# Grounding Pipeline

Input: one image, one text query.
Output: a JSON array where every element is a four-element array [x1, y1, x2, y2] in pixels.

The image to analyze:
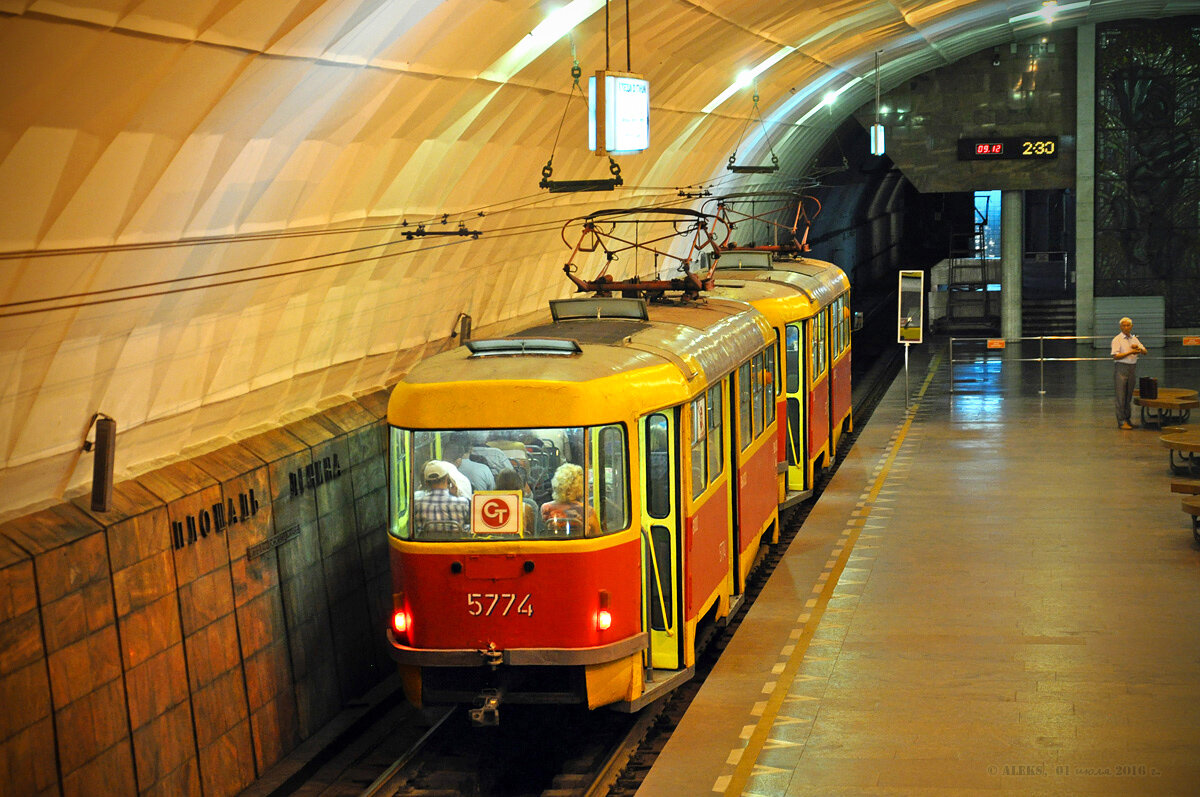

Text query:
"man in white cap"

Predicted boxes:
[[414, 460, 470, 535], [1111, 316, 1147, 430]]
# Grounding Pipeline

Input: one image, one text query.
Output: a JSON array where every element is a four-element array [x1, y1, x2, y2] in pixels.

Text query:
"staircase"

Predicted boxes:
[[1022, 298, 1075, 336]]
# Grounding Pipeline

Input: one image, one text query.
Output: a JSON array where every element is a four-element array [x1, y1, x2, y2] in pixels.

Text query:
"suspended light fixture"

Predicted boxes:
[[869, 50, 885, 156]]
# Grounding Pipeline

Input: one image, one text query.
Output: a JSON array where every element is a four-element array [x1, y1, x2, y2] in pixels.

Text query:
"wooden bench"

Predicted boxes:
[[1180, 496, 1200, 544], [1134, 387, 1200, 428], [1159, 430, 1200, 475]]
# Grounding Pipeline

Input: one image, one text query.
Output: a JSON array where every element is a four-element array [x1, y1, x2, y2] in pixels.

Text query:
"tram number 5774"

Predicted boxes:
[[467, 593, 534, 617]]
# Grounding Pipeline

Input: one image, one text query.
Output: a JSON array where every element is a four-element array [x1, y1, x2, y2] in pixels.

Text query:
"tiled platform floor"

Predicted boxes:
[[637, 343, 1200, 795]]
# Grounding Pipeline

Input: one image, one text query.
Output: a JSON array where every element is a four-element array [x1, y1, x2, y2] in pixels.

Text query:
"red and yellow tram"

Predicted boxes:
[[711, 248, 852, 504], [385, 221, 851, 722]]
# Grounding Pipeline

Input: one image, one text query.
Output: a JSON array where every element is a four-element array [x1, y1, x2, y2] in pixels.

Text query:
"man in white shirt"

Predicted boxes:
[[1111, 316, 1147, 430]]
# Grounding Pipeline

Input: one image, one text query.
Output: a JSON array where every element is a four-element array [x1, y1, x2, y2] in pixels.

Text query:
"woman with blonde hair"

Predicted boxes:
[[540, 463, 600, 536]]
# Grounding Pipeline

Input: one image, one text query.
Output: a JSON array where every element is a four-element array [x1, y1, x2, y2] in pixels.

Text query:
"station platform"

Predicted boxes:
[[637, 342, 1200, 795]]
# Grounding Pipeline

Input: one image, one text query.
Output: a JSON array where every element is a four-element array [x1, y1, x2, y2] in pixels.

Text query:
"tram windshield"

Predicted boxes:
[[388, 425, 629, 541]]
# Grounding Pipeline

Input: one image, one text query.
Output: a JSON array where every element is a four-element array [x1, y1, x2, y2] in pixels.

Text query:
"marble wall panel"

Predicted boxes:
[[0, 533, 57, 795], [74, 482, 194, 796]]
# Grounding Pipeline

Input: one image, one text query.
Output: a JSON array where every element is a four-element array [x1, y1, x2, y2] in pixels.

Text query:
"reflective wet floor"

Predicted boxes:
[[637, 341, 1200, 795]]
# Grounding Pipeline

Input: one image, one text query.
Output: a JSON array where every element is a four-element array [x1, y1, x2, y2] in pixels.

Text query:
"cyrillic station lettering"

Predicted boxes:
[[171, 488, 260, 550], [288, 454, 343, 497]]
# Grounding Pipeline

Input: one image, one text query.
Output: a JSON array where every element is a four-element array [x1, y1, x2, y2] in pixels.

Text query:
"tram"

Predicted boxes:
[[385, 206, 851, 723]]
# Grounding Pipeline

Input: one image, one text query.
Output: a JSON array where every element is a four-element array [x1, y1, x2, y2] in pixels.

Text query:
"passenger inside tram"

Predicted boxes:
[[540, 463, 601, 537], [413, 460, 470, 537], [495, 468, 539, 534]]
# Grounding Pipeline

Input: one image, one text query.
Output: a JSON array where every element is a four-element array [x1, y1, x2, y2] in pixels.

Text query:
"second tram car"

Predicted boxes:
[[385, 246, 851, 722]]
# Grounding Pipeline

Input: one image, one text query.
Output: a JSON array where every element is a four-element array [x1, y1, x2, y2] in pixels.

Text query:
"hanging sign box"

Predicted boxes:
[[589, 71, 650, 155]]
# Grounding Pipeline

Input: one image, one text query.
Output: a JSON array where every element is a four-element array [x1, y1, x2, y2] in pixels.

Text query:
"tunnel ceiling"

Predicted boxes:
[[1, 0, 1198, 517]]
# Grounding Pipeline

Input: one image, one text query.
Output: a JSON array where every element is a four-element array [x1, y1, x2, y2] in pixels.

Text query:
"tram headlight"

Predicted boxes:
[[596, 589, 612, 631], [393, 610, 410, 635]]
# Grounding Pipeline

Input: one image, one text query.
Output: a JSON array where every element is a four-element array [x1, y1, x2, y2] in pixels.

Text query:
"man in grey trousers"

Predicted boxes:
[[1111, 316, 1147, 430]]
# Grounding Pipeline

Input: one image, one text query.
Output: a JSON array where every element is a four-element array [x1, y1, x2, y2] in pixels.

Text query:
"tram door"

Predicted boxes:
[[784, 323, 808, 492], [638, 411, 683, 670]]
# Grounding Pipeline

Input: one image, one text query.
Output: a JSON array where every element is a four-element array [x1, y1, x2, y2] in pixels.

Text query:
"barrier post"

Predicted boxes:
[[1039, 336, 1046, 395], [949, 337, 955, 393]]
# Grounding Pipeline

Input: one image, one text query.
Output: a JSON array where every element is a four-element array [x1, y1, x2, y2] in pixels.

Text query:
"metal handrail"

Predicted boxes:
[[948, 334, 1200, 394]]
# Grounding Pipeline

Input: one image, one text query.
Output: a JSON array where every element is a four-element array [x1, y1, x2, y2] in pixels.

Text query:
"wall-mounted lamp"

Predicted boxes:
[[83, 412, 116, 512], [993, 49, 1002, 67], [451, 312, 473, 345]]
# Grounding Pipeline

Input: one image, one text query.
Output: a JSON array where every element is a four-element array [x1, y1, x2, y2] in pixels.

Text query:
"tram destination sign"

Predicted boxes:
[[957, 136, 1058, 161]]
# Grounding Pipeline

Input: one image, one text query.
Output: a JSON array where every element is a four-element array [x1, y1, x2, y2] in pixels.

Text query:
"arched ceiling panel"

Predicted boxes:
[[3, 0, 1200, 520]]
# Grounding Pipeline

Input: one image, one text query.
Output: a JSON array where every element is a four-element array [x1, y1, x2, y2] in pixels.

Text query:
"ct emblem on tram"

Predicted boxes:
[[472, 491, 522, 535]]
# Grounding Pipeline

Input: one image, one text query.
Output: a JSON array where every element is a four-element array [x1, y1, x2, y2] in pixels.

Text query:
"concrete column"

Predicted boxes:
[[1076, 23, 1096, 337], [1001, 190, 1024, 340]]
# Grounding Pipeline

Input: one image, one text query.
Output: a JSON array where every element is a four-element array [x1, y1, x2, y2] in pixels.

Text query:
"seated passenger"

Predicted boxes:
[[470, 443, 514, 479], [414, 460, 470, 537], [415, 459, 471, 500], [445, 436, 493, 492], [444, 460, 472, 499], [504, 446, 531, 481], [540, 463, 600, 537], [495, 469, 537, 533]]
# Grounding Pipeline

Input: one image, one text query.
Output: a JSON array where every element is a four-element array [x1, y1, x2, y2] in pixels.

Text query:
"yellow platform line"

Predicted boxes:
[[722, 350, 942, 796]]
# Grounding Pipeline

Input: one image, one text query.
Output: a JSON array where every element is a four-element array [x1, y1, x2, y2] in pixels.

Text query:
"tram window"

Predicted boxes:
[[648, 525, 674, 629], [785, 325, 800, 393], [401, 426, 628, 540], [645, 415, 671, 519], [765, 347, 777, 423], [812, 312, 827, 380], [787, 398, 801, 466], [738, 362, 752, 451], [833, 295, 849, 356], [840, 296, 850, 354], [830, 297, 840, 356], [389, 428, 411, 539], [752, 352, 765, 438], [707, 384, 723, 480], [595, 424, 630, 532], [830, 297, 839, 356], [774, 330, 783, 396], [690, 396, 707, 499]]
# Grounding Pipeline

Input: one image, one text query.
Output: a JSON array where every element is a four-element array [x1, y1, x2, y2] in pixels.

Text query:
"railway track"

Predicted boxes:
[[261, 327, 902, 797]]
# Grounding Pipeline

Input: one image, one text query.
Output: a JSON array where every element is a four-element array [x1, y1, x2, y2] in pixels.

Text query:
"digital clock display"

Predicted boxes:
[[957, 136, 1058, 160]]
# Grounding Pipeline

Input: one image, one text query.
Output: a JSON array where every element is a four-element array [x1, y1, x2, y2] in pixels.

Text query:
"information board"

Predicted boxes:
[[898, 270, 924, 344]]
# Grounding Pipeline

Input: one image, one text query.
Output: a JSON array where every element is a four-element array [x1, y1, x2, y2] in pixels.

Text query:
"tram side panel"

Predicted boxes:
[[733, 353, 781, 587], [680, 383, 734, 665], [807, 322, 831, 477]]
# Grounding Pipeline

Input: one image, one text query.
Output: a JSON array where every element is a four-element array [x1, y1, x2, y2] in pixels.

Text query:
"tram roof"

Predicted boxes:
[[714, 252, 850, 311], [388, 297, 772, 427]]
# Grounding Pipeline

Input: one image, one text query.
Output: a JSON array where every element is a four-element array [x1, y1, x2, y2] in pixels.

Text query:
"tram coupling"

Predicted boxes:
[[469, 688, 503, 727], [478, 642, 503, 668]]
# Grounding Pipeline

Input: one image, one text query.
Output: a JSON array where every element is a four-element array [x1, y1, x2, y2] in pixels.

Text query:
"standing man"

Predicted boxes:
[[1111, 316, 1147, 430], [446, 436, 494, 493]]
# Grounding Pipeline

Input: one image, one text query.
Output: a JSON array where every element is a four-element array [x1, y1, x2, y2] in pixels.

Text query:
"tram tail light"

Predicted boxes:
[[597, 590, 612, 631], [392, 592, 410, 638]]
